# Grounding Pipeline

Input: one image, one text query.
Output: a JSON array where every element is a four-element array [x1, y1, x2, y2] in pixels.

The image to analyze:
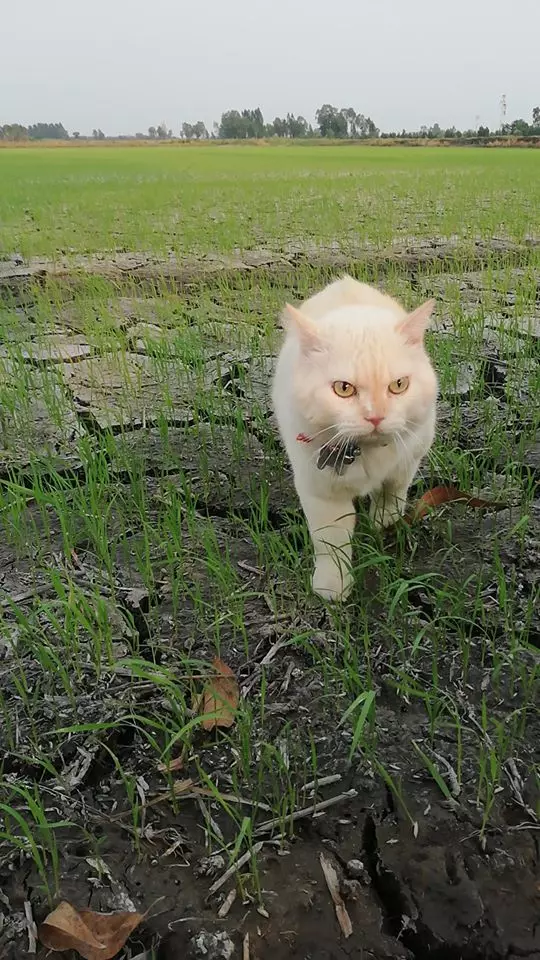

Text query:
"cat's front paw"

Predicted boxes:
[[370, 496, 405, 529], [312, 557, 353, 602]]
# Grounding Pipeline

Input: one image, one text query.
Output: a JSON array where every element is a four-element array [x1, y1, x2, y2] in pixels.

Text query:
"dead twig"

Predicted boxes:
[[254, 789, 357, 836], [208, 842, 264, 897], [319, 853, 352, 938], [505, 759, 538, 823], [23, 901, 37, 954], [217, 888, 237, 919]]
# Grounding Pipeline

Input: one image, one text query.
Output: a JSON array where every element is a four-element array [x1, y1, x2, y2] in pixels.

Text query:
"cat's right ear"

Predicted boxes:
[[281, 304, 323, 354]]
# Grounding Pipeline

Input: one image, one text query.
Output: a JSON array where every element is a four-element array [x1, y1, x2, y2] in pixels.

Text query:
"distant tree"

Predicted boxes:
[[230, 108, 265, 138], [267, 114, 309, 138], [239, 107, 264, 138], [157, 123, 168, 138], [287, 114, 309, 137], [509, 118, 531, 135], [532, 106, 540, 125], [217, 107, 267, 138], [339, 107, 357, 137], [148, 126, 157, 138], [316, 104, 347, 138], [364, 117, 379, 138], [192, 120, 208, 139], [477, 125, 490, 137], [135, 132, 146, 139], [181, 121, 208, 139], [0, 123, 29, 140], [73, 131, 80, 138], [27, 122, 69, 140], [218, 109, 246, 138], [269, 116, 287, 137]]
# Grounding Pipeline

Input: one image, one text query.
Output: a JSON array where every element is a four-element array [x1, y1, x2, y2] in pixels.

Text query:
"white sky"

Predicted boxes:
[[2, 0, 538, 135]]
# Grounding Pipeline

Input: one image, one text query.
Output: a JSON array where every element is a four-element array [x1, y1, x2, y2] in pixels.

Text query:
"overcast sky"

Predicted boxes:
[[3, 0, 538, 135]]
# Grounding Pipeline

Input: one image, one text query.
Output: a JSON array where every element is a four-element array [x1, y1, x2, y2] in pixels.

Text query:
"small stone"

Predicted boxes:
[[346, 858, 365, 878], [189, 930, 234, 959], [340, 878, 364, 901], [194, 854, 226, 878]]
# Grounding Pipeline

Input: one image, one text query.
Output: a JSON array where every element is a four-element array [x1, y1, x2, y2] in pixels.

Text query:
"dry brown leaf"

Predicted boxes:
[[39, 901, 143, 960], [199, 658, 239, 731], [157, 755, 185, 774], [170, 777, 195, 796], [407, 485, 505, 524], [319, 853, 353, 939], [152, 778, 195, 806]]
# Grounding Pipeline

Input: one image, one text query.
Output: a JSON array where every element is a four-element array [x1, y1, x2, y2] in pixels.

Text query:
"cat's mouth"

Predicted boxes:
[[345, 429, 390, 445], [359, 431, 389, 444]]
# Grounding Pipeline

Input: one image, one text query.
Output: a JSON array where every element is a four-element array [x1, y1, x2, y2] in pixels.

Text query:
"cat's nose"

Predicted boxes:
[[365, 416, 384, 428]]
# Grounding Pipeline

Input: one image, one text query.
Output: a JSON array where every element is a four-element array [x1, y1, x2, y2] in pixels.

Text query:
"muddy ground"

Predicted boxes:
[[0, 245, 539, 959]]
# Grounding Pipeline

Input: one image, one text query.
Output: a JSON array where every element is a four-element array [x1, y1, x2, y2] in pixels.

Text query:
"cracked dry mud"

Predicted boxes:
[[0, 246, 538, 959]]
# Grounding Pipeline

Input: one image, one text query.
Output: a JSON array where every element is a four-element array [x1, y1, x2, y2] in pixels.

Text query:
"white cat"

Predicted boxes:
[[272, 276, 438, 601]]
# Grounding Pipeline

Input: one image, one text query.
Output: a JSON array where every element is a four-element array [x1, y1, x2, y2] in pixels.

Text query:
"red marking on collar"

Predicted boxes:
[[296, 432, 312, 443]]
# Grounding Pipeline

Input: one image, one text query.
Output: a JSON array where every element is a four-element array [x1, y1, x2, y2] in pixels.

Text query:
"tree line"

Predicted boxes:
[[2, 106, 540, 142], [0, 122, 69, 141]]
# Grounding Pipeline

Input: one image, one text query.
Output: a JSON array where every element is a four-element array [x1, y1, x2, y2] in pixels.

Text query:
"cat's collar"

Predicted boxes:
[[296, 431, 388, 475], [296, 432, 362, 475]]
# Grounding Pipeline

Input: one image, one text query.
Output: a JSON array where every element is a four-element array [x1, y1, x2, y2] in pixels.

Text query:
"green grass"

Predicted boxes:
[[0, 145, 538, 918], [0, 145, 539, 258]]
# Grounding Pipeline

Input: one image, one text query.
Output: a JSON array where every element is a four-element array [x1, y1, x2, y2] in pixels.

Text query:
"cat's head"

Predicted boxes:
[[282, 299, 437, 442]]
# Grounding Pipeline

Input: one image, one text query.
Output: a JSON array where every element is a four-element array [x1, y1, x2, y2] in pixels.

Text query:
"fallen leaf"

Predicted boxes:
[[319, 852, 353, 938], [407, 485, 505, 524], [152, 778, 195, 806], [170, 777, 195, 796], [199, 658, 239, 731], [69, 549, 83, 570], [157, 755, 185, 774], [39, 901, 143, 960]]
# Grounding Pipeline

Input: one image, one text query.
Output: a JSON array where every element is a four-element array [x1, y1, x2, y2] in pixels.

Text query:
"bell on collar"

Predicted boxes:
[[317, 440, 360, 475]]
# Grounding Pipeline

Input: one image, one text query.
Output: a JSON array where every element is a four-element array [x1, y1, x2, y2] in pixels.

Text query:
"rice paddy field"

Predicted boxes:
[[0, 144, 539, 959]]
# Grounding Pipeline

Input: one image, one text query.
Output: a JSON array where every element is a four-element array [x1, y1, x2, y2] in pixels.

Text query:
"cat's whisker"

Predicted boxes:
[[309, 428, 351, 467], [393, 431, 419, 473], [400, 423, 444, 472], [303, 423, 343, 442], [337, 436, 352, 473]]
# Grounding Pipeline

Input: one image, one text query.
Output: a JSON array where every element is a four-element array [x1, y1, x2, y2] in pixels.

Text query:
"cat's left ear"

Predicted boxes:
[[398, 299, 435, 345], [281, 303, 323, 353]]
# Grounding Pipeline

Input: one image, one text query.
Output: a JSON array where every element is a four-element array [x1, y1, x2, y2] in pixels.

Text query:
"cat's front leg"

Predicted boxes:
[[369, 463, 419, 528], [299, 491, 356, 601]]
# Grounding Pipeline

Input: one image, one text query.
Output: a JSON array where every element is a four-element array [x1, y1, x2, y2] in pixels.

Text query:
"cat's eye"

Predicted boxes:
[[332, 380, 356, 398], [388, 377, 410, 395]]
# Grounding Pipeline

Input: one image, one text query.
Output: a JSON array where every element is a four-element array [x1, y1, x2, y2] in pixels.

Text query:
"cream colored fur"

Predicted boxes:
[[272, 276, 437, 601]]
